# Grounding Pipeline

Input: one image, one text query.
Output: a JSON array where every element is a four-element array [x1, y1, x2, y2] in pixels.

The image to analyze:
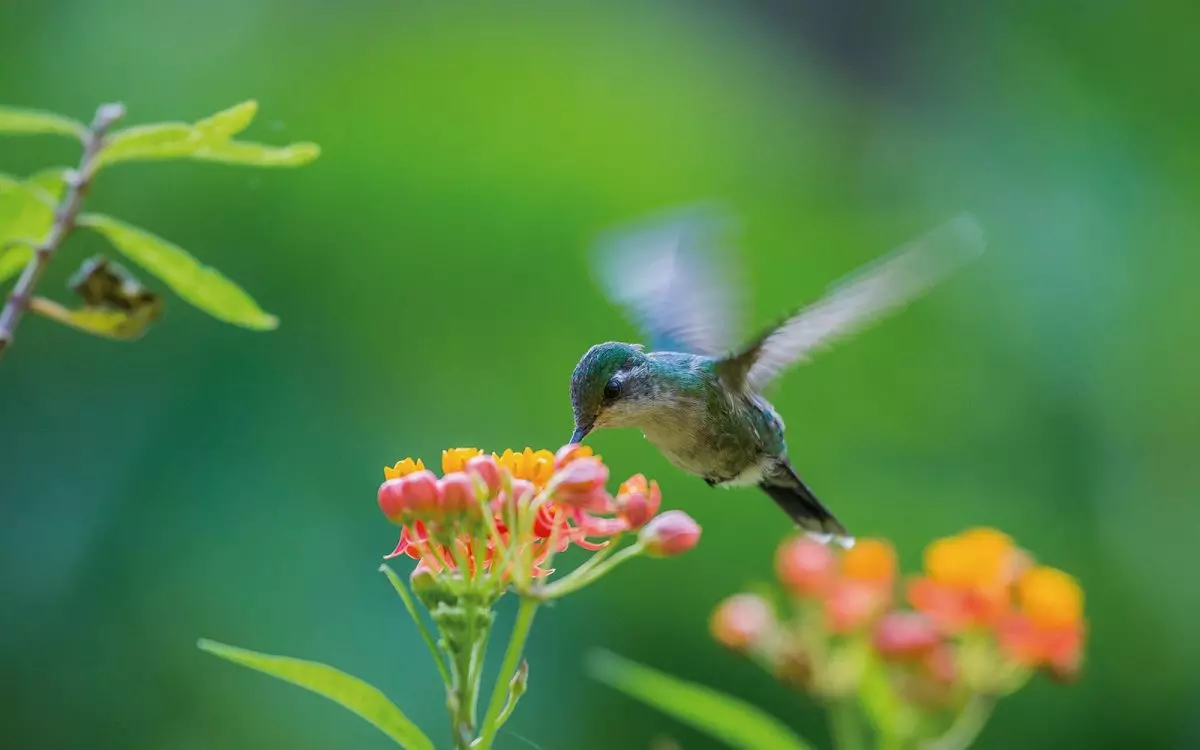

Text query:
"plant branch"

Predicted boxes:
[[828, 700, 866, 750], [474, 596, 538, 750], [920, 695, 995, 750], [0, 102, 125, 363]]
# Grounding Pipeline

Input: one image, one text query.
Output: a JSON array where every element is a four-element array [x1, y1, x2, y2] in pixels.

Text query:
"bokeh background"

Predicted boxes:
[[2, 1, 1196, 748]]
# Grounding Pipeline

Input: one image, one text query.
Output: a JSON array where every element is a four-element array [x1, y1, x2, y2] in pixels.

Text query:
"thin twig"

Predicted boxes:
[[0, 102, 125, 363]]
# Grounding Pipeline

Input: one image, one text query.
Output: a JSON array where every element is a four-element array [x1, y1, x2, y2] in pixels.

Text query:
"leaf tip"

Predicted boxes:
[[290, 141, 321, 165]]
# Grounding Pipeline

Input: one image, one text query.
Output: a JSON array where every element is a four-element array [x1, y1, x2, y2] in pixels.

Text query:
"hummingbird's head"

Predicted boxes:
[[568, 341, 651, 443]]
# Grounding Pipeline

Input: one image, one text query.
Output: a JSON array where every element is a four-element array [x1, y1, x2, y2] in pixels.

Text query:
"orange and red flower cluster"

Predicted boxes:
[[711, 527, 1085, 705], [377, 445, 695, 587]]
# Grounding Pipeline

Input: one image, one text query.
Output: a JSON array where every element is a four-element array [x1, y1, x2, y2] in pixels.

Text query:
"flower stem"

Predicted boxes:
[[474, 596, 538, 750], [537, 541, 642, 599], [828, 700, 865, 750], [379, 564, 452, 687], [0, 103, 125, 363], [450, 637, 481, 749], [920, 696, 995, 750]]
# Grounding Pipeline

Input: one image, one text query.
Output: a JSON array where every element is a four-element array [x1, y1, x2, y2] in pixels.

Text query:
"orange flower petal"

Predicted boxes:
[[842, 538, 897, 585], [1017, 566, 1084, 629]]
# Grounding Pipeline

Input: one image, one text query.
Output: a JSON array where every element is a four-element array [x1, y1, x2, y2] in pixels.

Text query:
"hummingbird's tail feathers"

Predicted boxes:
[[759, 464, 853, 549]]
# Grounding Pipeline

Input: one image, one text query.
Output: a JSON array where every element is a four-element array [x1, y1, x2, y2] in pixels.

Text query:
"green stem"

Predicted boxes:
[[379, 564, 452, 687], [450, 638, 480, 749], [829, 700, 865, 750], [537, 542, 642, 599], [474, 596, 538, 750], [920, 696, 994, 750]]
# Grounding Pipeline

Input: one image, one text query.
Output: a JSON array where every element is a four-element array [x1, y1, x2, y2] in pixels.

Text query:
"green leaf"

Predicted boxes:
[[587, 650, 814, 750], [30, 297, 161, 340], [77, 213, 278, 330], [97, 123, 196, 166], [27, 168, 70, 206], [0, 243, 31, 285], [0, 106, 85, 138], [97, 101, 318, 168], [0, 177, 54, 283], [198, 639, 435, 750], [190, 139, 321, 167], [194, 100, 258, 139]]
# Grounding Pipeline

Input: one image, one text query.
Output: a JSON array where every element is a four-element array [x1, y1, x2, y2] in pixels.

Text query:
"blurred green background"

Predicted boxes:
[[2, 1, 1196, 748]]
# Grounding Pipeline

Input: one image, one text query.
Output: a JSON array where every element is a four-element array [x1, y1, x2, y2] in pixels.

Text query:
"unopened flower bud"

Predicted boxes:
[[775, 536, 833, 596], [553, 457, 610, 511], [553, 442, 593, 469], [466, 454, 503, 498], [402, 470, 441, 516], [378, 478, 408, 524], [710, 594, 774, 650], [873, 612, 940, 659], [410, 560, 438, 594], [824, 580, 887, 633], [439, 472, 477, 516], [640, 510, 701, 557], [616, 474, 661, 530]]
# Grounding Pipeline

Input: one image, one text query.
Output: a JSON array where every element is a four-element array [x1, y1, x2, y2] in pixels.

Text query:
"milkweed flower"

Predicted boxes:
[[710, 526, 1087, 747], [378, 445, 699, 595], [372, 444, 701, 748], [711, 594, 775, 651]]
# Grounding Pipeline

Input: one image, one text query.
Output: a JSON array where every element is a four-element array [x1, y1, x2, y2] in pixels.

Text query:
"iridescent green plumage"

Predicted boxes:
[[569, 206, 986, 546]]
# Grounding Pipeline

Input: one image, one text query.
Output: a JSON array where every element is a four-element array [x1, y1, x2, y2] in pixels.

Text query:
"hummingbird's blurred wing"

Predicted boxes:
[[593, 204, 743, 356], [718, 214, 985, 391]]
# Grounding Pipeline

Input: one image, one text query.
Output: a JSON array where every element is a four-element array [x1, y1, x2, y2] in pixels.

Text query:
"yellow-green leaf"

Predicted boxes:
[[27, 167, 70, 206], [191, 139, 321, 167], [29, 297, 161, 340], [198, 639, 435, 750], [0, 106, 86, 138], [77, 213, 278, 330], [588, 650, 814, 750], [194, 100, 258, 139], [0, 177, 53, 282], [0, 243, 31, 284], [98, 123, 196, 166], [96, 102, 317, 169]]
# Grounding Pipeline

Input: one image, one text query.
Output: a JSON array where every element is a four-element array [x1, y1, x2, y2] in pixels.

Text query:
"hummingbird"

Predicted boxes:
[[566, 206, 985, 546]]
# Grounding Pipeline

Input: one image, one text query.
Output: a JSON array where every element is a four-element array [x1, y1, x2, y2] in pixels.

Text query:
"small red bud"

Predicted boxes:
[[466, 454, 503, 497], [640, 510, 701, 557], [873, 612, 941, 659], [553, 442, 593, 469], [824, 580, 888, 633], [616, 474, 661, 530], [710, 594, 774, 650], [439, 472, 477, 515], [378, 478, 408, 524], [401, 470, 441, 516], [553, 457, 610, 511], [775, 536, 834, 596]]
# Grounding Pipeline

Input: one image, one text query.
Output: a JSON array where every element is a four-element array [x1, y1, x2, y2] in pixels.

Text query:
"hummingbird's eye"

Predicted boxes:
[[603, 378, 621, 401]]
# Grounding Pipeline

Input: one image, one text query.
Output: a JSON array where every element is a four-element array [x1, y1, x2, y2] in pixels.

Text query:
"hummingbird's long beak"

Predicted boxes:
[[569, 422, 593, 444]]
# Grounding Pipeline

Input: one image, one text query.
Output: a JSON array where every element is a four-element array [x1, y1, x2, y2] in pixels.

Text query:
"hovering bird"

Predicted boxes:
[[566, 206, 985, 547]]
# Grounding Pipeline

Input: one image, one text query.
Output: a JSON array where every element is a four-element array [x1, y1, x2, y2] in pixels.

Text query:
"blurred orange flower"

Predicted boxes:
[[998, 565, 1086, 679], [907, 527, 1027, 631]]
